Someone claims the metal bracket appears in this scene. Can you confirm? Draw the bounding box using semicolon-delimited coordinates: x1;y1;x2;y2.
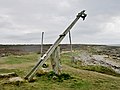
77;10;87;20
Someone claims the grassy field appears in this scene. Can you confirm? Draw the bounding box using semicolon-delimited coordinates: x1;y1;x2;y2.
0;52;120;90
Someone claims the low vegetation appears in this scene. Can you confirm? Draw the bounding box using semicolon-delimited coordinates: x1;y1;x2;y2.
0;52;120;90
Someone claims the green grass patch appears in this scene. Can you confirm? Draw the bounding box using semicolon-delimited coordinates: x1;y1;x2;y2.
37;71;73;82
0;69;25;76
36;72;92;90
3;53;39;64
81;65;120;76
70;63;120;77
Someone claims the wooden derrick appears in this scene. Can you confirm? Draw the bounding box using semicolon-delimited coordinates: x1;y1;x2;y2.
24;10;87;80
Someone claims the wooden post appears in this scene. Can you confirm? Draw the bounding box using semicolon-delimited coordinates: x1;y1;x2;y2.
41;32;44;57
68;31;74;62
50;46;61;75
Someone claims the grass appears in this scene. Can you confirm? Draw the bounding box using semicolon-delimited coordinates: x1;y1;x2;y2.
1;53;39;64
0;52;120;90
70;64;120;77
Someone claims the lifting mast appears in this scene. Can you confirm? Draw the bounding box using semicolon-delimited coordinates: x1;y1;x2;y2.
24;10;87;80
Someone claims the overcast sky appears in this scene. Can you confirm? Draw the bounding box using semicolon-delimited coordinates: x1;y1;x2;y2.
0;0;120;45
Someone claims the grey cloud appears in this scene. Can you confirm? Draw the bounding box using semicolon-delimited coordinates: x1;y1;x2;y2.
0;0;120;44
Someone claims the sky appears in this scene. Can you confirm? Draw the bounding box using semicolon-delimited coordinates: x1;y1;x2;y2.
0;0;120;45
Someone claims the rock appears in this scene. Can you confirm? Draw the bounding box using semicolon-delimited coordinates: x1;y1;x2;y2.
9;77;25;84
0;72;18;78
28;77;37;82
42;63;49;68
36;68;49;76
52;75;58;80
1;53;6;57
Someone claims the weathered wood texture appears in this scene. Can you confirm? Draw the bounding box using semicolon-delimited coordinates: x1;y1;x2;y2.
51;46;61;75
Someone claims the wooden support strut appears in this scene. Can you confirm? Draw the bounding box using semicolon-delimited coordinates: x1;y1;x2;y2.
68;31;73;62
24;10;87;80
50;46;61;75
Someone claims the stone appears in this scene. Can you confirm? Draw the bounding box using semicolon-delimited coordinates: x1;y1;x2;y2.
9;77;25;84
36;68;49;76
28;77;37;82
0;72;18;78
